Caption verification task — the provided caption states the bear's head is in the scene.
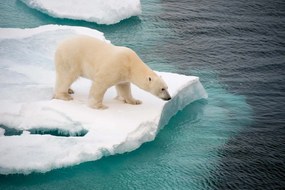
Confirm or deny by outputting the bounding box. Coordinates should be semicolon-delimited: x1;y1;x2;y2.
147;75;171;101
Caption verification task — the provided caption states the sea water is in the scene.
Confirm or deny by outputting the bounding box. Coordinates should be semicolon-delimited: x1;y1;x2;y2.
0;0;284;189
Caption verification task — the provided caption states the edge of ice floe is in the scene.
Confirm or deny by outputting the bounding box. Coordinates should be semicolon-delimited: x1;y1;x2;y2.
160;74;208;128
111;76;207;155
0;25;107;41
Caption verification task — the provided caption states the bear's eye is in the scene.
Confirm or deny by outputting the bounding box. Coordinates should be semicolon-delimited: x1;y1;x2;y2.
161;88;165;91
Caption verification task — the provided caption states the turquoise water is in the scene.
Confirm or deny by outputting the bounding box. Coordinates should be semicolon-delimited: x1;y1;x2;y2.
1;0;284;189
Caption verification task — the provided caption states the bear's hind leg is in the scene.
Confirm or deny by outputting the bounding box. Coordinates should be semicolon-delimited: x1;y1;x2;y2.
53;73;78;101
115;82;142;105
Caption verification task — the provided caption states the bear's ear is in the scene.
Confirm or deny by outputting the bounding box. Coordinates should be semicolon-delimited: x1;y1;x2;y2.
148;77;152;82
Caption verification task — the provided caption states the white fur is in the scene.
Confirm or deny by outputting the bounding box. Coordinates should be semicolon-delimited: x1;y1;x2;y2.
53;35;171;109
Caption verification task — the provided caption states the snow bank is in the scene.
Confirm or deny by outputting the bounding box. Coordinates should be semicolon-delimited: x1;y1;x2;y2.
20;0;141;25
0;25;207;175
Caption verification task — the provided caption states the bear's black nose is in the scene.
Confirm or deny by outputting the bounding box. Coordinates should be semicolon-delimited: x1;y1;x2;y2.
163;96;171;101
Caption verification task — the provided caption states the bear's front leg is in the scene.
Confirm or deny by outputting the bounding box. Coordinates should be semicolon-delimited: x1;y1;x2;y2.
89;82;108;109
115;82;142;105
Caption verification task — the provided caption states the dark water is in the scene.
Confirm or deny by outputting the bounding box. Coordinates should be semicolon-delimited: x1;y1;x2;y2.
0;0;285;189
159;0;285;189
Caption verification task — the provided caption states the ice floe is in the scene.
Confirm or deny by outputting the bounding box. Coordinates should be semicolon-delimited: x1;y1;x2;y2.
20;0;141;25
0;25;207;174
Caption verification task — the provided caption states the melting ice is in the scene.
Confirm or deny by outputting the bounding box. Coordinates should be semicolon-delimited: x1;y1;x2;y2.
0;25;207;174
20;0;142;25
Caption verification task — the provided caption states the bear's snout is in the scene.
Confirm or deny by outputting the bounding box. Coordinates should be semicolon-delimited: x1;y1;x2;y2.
161;90;171;101
163;96;171;101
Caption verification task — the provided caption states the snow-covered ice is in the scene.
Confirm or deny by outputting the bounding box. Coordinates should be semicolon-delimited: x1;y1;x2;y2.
0;25;207;174
20;0;141;25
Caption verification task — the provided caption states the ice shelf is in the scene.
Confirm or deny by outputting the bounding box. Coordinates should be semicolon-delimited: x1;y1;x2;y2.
0;25;207;174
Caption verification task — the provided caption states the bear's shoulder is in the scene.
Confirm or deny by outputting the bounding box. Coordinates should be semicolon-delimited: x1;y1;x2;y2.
115;46;138;61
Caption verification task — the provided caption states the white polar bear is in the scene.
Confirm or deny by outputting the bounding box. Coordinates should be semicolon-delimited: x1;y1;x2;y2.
53;35;171;109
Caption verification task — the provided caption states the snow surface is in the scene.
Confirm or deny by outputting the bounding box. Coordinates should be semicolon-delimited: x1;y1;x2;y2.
0;128;4;136
20;0;141;25
0;25;207;174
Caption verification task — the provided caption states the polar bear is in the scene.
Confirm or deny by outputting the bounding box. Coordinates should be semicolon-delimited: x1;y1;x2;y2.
53;35;171;109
